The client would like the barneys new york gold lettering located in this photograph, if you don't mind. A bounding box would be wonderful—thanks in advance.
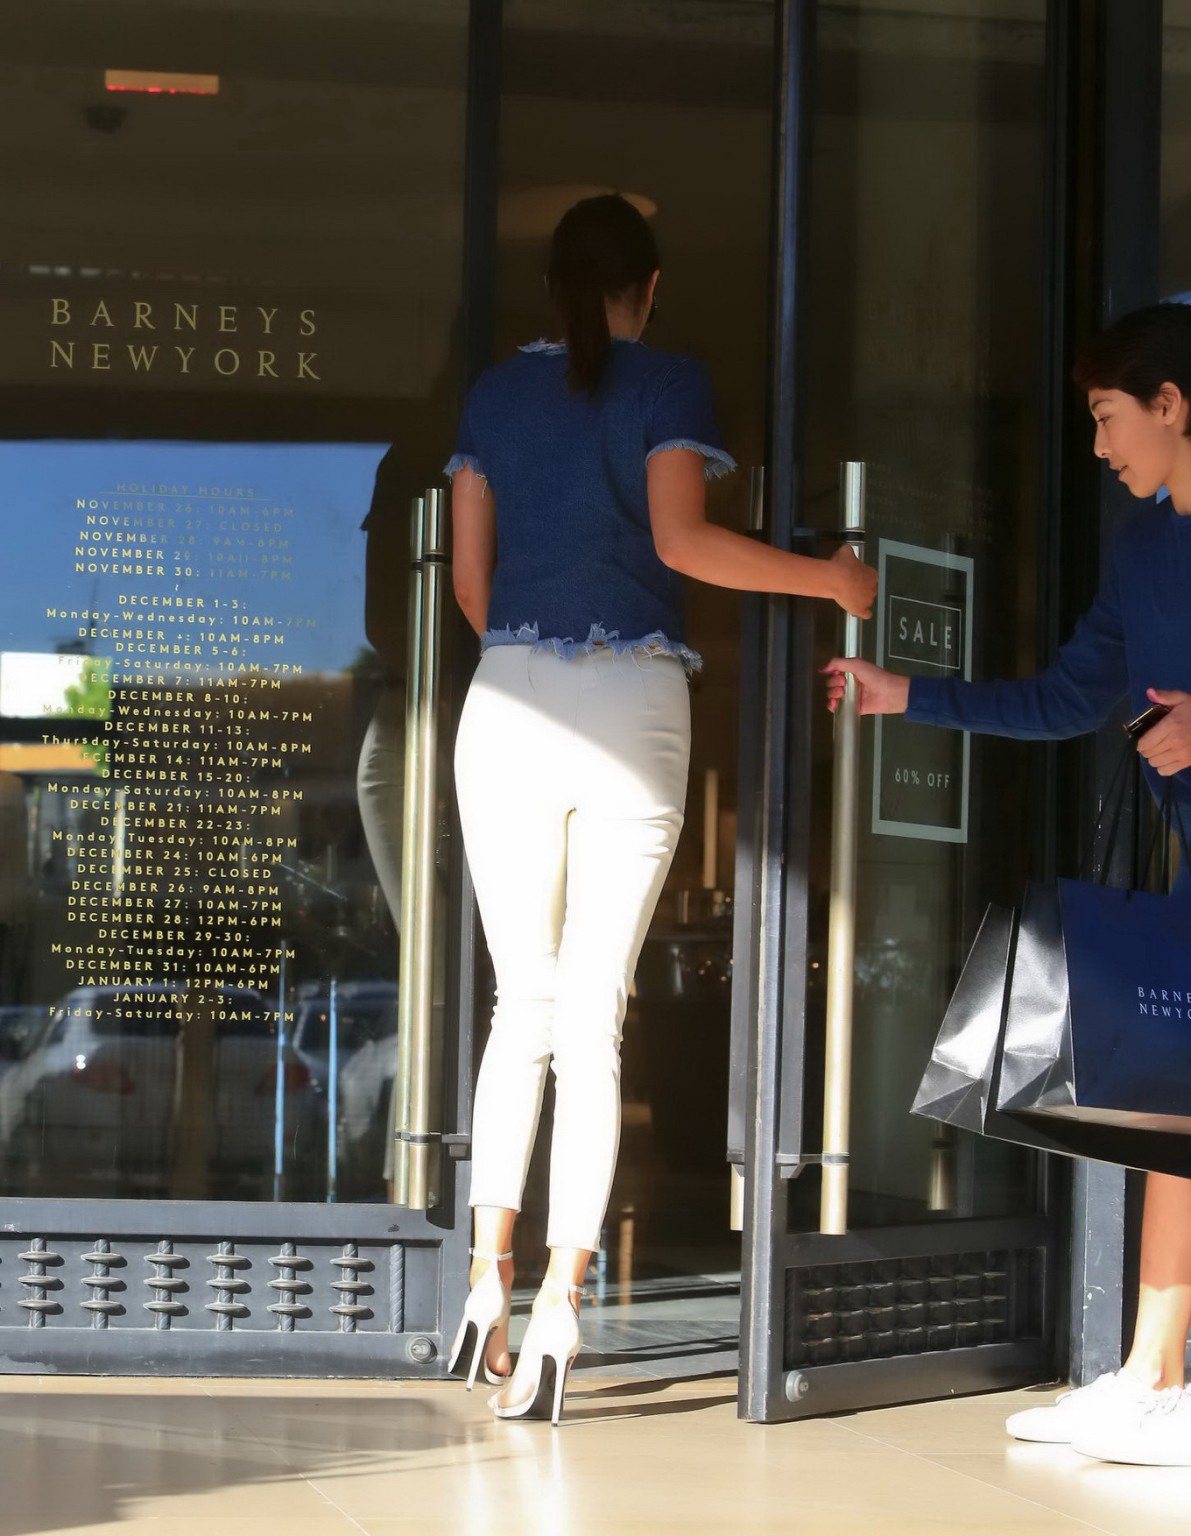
[48,299,322,381]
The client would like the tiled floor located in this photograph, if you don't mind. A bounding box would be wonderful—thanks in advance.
[0,1373,1188,1536]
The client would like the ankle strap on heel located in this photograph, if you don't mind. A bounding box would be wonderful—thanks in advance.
[469,1248,513,1262]
[537,1282,588,1305]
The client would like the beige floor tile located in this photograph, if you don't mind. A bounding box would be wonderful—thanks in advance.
[291,1388,1091,1533]
[747,1527,1102,1536]
[4,1376,1190,1536]
[926,1448,1191,1536]
[0,1524,364,1536]
[0,1392,271,1434]
[0,1404,337,1527]
[163,1525,365,1535]
[840,1392,1191,1535]
[200,1377,413,1398]
[0,1527,128,1536]
[0,1526,127,1536]
[842,1385,1065,1456]
[122,1484,361,1522]
[0,1375,167,1395]
[0,1477,340,1529]
[356,1520,1095,1536]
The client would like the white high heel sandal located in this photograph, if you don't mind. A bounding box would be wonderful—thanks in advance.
[447,1248,513,1390]
[489,1285,584,1426]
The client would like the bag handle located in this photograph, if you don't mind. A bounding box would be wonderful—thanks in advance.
[1081,739,1134,886]
[1140,780,1191,893]
[1170,785,1191,872]
[1078,739,1189,892]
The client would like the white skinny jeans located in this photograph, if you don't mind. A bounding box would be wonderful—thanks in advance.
[454,644,690,1251]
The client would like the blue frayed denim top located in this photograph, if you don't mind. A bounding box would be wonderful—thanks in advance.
[444,338,735,670]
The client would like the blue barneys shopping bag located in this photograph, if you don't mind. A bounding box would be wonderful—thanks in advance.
[910,901,1191,1173]
[997,878,1191,1134]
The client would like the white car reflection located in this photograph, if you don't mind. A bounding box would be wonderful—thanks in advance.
[290,980,398,1093]
[334,1024,399,1198]
[0,1005,51,1074]
[0,984,325,1199]
[291,981,398,1201]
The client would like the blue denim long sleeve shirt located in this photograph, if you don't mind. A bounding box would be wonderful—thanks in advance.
[445,338,735,669]
[907,501,1191,821]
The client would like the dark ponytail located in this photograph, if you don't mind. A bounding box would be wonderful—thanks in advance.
[546,194,659,394]
[1072,302,1191,434]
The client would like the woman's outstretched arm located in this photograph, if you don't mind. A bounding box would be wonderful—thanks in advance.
[647,448,877,618]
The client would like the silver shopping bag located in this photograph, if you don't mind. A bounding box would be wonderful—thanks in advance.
[911,904,1015,1132]
[914,900,1191,1174]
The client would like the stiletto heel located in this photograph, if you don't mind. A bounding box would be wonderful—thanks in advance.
[448,1248,513,1390]
[490,1285,584,1426]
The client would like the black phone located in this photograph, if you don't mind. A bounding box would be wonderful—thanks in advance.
[1123,702,1171,741]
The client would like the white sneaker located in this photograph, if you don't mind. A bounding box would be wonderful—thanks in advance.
[1072,1386,1191,1466]
[1005,1371,1165,1444]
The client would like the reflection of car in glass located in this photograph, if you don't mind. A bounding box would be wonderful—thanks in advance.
[291,981,398,1091]
[291,981,398,1201]
[0,984,324,1199]
[0,1005,51,1072]
[335,1025,399,1199]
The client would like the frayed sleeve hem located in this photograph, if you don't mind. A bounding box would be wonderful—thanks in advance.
[444,452,486,478]
[645,440,737,481]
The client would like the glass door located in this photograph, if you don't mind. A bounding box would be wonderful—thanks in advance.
[737,0,1063,1421]
[490,0,776,1372]
[0,0,476,1374]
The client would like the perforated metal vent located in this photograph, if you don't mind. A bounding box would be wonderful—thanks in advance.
[784,1247,1042,1369]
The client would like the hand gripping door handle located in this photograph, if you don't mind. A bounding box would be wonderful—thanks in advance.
[820,462,866,1235]
[393,489,447,1209]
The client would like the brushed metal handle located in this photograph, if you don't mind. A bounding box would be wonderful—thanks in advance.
[820,461,866,1235]
[393,488,446,1209]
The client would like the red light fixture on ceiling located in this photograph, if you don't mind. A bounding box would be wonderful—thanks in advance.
[104,69,219,96]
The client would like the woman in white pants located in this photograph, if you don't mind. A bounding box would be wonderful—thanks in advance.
[447,193,877,1422]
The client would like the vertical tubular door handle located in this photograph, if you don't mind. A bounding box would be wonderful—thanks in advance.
[394,489,445,1209]
[393,496,425,1207]
[272,941,289,1203]
[820,461,866,1235]
[327,976,340,1203]
[748,464,766,534]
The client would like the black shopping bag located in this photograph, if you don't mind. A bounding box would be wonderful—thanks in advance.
[913,900,1191,1175]
[998,878,1191,1135]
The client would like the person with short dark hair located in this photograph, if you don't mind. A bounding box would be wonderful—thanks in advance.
[824,301,1191,1467]
[447,193,877,1423]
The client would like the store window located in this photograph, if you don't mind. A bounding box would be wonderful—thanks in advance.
[0,1,470,1203]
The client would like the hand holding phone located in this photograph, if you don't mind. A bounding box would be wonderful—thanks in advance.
[1123,702,1172,741]
[1133,689,1191,777]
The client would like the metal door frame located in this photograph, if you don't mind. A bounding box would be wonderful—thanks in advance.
[1064,0,1162,1387]
[0,0,501,1377]
[731,0,1124,1423]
